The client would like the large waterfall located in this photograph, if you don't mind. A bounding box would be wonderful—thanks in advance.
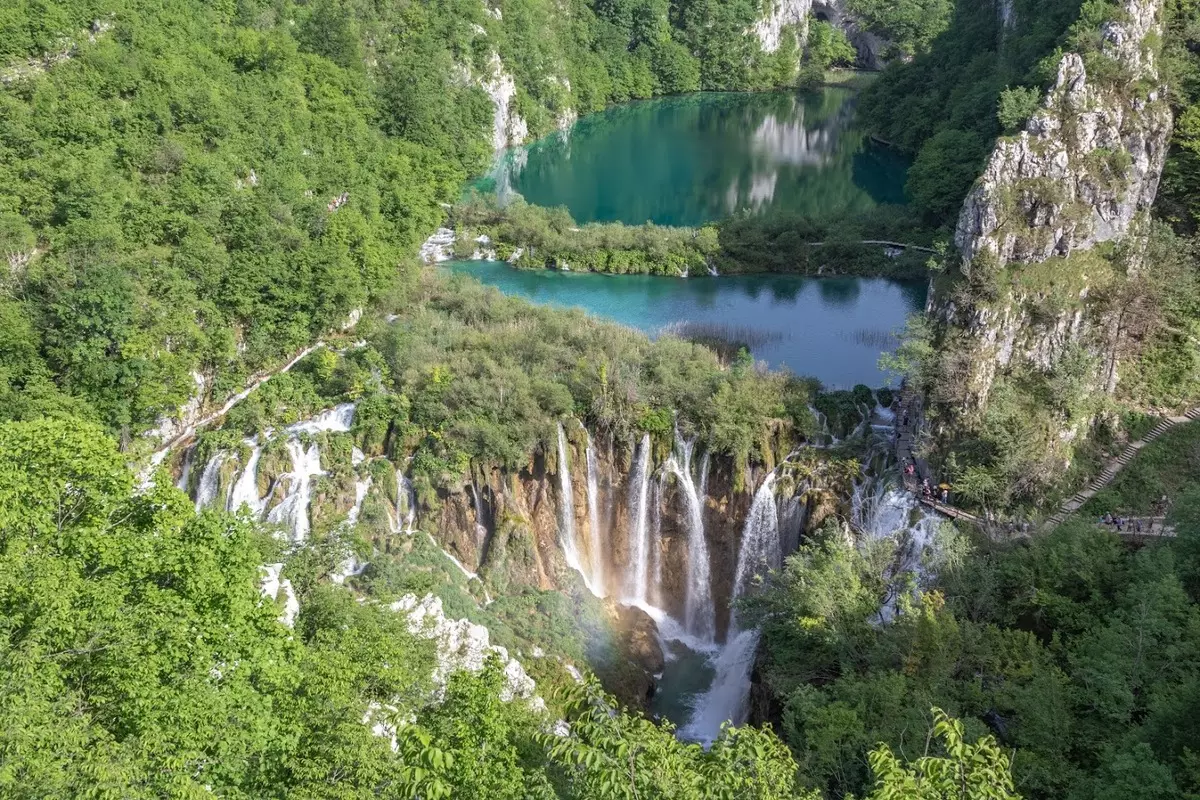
[584,431,606,597]
[624,433,653,604]
[679,469,781,743]
[729,472,781,630]
[665,433,715,642]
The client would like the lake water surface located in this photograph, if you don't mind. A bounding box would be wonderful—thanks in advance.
[444,261,926,388]
[476,88,909,227]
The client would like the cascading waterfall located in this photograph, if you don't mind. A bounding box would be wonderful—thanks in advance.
[584,431,606,597]
[394,468,417,535]
[228,441,264,515]
[852,479,942,623]
[624,433,653,604]
[346,476,372,527]
[556,423,593,593]
[265,439,323,543]
[665,433,715,642]
[649,474,665,607]
[680,469,781,744]
[290,402,355,434]
[195,452,227,511]
[729,472,781,630]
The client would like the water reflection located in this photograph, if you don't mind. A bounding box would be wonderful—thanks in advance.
[476,89,909,228]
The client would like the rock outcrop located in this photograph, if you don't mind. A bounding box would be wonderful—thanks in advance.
[390,594,542,705]
[753,0,811,53]
[956,1,1171,269]
[934,0,1171,417]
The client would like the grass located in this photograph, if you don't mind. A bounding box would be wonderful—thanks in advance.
[1079,420,1200,516]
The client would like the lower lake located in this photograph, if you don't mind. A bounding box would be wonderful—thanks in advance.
[444,260,927,388]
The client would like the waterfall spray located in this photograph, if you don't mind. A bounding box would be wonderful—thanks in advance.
[680,468,781,743]
[729,472,781,631]
[584,431,606,597]
[624,434,653,603]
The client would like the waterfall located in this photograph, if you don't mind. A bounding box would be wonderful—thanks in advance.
[853,481,942,623]
[556,423,594,593]
[346,476,372,526]
[624,433,653,604]
[584,431,606,597]
[649,474,665,607]
[194,453,227,511]
[288,402,355,434]
[729,472,780,631]
[677,628,760,743]
[681,469,781,744]
[665,433,714,642]
[176,446,195,492]
[228,442,264,516]
[265,440,323,543]
[394,468,417,535]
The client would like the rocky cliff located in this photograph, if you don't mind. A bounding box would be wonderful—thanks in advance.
[933,0,1171,419]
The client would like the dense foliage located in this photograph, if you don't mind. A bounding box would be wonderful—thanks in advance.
[752,452,1200,799]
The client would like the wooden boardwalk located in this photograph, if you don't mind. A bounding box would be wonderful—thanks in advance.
[889,389,1194,542]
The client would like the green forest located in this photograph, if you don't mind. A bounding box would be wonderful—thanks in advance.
[4,0,1200,797]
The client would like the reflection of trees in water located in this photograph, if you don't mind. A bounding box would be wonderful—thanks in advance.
[898,280,928,312]
[495,90,909,227]
[817,278,862,308]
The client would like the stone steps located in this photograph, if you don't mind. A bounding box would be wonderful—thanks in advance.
[1042,407,1200,531]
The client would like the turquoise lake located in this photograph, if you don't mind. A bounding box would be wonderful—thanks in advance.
[444,261,927,388]
[454,88,923,388]
[476,88,909,227]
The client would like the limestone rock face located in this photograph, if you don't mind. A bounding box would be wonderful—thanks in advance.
[811,0,892,69]
[390,593,542,706]
[955,0,1171,271]
[753,0,812,53]
[936,0,1171,418]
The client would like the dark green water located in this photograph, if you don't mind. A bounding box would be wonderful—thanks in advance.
[477,89,909,227]
[444,261,927,388]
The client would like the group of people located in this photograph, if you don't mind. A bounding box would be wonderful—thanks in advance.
[905,461,950,505]
[1100,513,1148,533]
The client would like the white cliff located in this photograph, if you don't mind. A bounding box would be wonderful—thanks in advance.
[753,0,811,53]
[388,594,542,706]
[956,0,1170,270]
[938,0,1172,417]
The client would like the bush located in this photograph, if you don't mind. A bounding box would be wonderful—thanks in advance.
[997,86,1043,132]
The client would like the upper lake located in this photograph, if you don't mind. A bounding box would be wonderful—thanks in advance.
[475,88,909,227]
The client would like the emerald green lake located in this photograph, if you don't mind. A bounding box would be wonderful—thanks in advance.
[477,88,909,227]
[444,261,927,388]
